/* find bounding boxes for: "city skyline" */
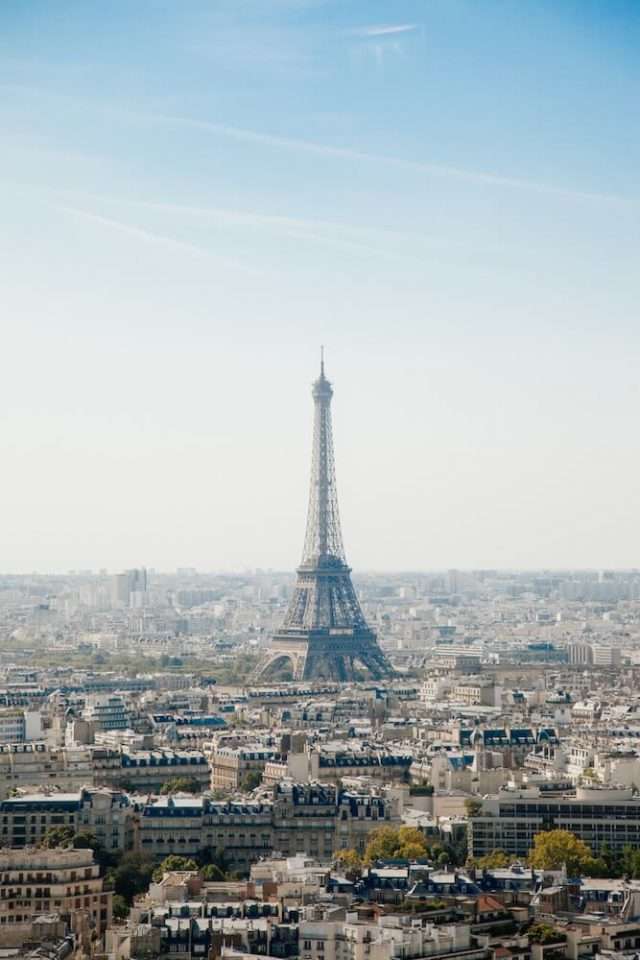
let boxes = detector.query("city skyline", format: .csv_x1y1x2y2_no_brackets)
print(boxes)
5,6,640,957
3,1,640,571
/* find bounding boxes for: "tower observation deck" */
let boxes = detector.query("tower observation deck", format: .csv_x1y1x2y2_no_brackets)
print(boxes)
257,355,392,682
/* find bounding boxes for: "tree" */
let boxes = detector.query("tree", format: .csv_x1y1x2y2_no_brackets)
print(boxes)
72,830,97,849
410,782,434,797
152,855,198,882
397,827,429,857
159,776,202,795
599,842,615,874
471,850,510,869
529,830,594,875
528,923,566,945
200,863,226,881
464,799,483,817
240,769,262,792
107,852,156,904
365,826,403,861
582,857,609,877
71,830,120,870
41,826,74,848
446,838,468,867
112,894,130,920
582,768,600,783
364,825,428,863
335,849,363,878
621,844,640,879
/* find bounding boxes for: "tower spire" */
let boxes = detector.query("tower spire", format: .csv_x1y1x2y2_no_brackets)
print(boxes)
302,352,344,565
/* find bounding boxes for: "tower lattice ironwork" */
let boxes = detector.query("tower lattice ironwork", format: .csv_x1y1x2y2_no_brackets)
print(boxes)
257,354,392,682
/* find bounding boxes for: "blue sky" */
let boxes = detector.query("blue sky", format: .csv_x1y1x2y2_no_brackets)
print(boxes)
2,0,640,572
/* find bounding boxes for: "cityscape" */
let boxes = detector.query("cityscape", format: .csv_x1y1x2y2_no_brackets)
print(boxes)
4,362,640,960
3,2,640,960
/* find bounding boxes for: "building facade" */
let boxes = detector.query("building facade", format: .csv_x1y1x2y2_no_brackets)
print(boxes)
469,785,640,859
0,788,136,851
0,847,112,937
140,782,400,871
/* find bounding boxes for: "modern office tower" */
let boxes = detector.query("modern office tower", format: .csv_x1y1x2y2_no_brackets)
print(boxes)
469,785,640,858
111,567,147,608
258,356,392,681
111,572,130,607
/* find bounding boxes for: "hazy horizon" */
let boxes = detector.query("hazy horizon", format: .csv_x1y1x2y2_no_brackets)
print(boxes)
3,1,640,572
4,567,640,579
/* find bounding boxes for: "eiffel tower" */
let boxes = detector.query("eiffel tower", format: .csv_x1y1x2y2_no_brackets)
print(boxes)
257,353,392,682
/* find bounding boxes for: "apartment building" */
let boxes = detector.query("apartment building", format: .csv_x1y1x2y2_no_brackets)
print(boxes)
0,742,94,799
94,746,211,792
0,787,136,851
431,650,482,674
0,846,112,936
140,781,399,871
263,749,412,786
298,918,488,960
209,744,276,790
451,680,502,707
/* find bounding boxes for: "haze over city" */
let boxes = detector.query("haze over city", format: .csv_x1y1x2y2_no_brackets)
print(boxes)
3,0,640,572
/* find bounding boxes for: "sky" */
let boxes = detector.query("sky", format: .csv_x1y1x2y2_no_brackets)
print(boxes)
1,0,640,574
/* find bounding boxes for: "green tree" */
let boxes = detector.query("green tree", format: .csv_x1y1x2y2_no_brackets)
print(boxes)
599,842,615,874
446,838,468,867
159,776,202,795
152,855,198,882
464,799,483,817
112,894,130,920
107,852,156,904
620,844,640,879
410,782,434,797
71,831,119,870
72,830,98,849
41,826,74,848
240,769,262,792
528,923,566,945
582,857,609,877
529,829,593,874
471,850,510,869
200,863,226,881
582,768,600,783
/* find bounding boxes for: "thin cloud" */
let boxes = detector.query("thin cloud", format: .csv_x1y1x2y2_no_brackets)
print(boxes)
3,80,624,207
116,199,404,259
352,24,418,37
55,205,263,276
152,114,626,206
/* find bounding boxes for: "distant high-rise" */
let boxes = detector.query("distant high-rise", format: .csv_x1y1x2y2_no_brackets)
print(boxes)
111,568,147,608
258,355,392,681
